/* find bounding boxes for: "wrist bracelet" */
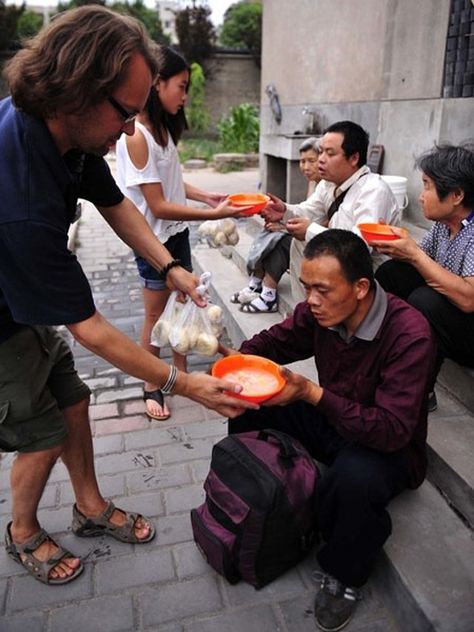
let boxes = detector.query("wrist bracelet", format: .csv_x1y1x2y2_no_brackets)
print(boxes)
161,365,178,395
160,259,182,279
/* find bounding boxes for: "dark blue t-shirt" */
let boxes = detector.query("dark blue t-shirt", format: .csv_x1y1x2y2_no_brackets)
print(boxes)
0,97,124,342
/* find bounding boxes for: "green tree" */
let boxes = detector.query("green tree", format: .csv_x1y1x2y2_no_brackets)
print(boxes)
219,1,262,67
0,0,24,50
111,0,169,43
186,62,210,135
175,3,215,66
16,9,43,40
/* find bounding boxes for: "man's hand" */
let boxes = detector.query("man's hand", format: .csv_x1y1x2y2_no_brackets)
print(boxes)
166,267,207,307
370,227,421,263
181,371,259,418
264,221,286,233
263,367,323,407
218,343,241,357
260,193,285,222
286,217,312,241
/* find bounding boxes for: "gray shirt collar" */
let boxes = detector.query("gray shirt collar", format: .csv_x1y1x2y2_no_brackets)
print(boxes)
330,281,388,342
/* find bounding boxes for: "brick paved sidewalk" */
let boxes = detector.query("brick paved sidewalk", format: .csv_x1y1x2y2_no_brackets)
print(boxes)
0,169,398,631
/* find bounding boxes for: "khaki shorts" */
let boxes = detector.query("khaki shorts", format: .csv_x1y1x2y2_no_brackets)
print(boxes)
0,326,90,453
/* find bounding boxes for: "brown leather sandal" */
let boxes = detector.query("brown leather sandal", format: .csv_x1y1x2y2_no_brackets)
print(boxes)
72,500,156,544
5,522,84,585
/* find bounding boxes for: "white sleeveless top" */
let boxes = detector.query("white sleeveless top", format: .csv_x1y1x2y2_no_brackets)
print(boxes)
115,121,187,243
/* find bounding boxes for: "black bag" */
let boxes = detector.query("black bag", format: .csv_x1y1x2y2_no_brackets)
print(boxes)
190,429,320,589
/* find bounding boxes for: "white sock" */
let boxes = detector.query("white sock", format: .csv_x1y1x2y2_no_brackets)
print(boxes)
260,285,277,301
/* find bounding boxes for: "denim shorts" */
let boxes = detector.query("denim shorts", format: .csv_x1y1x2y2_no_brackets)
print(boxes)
135,229,192,290
0,326,90,453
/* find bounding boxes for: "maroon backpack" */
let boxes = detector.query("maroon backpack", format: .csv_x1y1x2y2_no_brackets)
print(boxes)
191,429,320,589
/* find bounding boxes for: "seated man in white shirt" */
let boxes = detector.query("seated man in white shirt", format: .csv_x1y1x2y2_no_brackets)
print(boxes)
262,120,401,303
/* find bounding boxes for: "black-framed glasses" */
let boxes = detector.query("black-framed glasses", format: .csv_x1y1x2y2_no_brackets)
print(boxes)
107,95,138,124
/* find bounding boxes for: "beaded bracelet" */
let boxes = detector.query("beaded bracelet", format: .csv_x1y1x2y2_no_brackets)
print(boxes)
161,365,178,395
160,259,182,279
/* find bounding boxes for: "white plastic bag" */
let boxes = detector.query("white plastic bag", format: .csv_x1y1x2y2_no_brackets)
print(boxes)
197,219,240,248
150,290,184,348
168,272,224,356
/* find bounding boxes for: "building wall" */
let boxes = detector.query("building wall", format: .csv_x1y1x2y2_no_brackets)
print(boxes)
260,0,474,224
203,52,261,133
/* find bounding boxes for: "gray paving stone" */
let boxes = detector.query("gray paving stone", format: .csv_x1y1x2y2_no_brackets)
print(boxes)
60,474,125,505
49,595,134,632
158,438,214,465
84,376,117,390
92,434,125,456
124,426,183,451
0,482,58,517
95,451,158,476
96,386,143,404
36,505,75,534
7,566,93,613
153,514,192,547
222,566,306,608
181,420,227,441
95,548,175,594
173,542,215,580
189,459,214,484
0,544,24,579
59,532,132,563
140,576,222,627
186,605,281,632
127,463,191,494
0,613,46,632
164,484,205,515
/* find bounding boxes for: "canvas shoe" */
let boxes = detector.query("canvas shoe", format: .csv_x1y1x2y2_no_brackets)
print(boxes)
313,571,360,631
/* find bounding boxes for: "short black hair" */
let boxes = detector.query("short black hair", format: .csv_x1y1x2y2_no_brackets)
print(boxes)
416,143,474,208
323,120,369,167
304,229,375,289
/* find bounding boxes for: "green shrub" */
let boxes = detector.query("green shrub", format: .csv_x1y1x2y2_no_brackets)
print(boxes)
178,138,222,163
186,62,210,135
217,103,260,154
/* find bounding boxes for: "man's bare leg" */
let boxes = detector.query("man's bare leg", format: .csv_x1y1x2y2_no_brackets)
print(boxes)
60,397,151,539
10,445,81,580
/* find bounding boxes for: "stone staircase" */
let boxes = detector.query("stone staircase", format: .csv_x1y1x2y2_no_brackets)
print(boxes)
191,215,474,632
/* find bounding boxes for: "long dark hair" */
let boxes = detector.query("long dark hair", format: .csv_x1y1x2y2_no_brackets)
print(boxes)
145,46,190,147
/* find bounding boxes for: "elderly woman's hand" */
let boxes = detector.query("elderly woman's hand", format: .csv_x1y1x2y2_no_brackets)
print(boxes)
370,227,421,263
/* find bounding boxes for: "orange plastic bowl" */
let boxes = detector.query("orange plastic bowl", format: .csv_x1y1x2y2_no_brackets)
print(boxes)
212,354,286,403
358,223,408,244
229,193,270,216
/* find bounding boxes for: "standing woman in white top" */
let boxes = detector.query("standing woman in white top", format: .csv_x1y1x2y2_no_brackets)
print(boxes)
116,46,240,421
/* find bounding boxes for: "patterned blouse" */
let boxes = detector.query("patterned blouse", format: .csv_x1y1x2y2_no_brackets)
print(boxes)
420,215,474,277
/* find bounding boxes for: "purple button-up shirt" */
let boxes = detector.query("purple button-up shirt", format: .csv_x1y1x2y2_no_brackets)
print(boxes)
240,285,436,488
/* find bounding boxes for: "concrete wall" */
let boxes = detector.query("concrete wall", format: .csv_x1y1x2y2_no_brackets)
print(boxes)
203,51,261,134
260,0,474,225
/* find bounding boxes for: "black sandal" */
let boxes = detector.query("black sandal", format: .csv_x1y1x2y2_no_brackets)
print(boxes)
143,389,170,421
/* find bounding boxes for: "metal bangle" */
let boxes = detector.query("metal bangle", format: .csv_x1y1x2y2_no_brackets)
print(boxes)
161,365,178,395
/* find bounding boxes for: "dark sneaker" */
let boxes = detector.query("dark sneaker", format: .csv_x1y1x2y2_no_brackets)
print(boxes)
428,391,438,413
313,572,360,631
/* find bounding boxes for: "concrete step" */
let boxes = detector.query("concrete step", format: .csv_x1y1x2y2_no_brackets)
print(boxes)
373,480,474,632
192,233,474,632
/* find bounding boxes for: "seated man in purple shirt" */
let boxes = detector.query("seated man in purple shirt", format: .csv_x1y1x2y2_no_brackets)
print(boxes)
374,144,474,412
221,229,436,632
